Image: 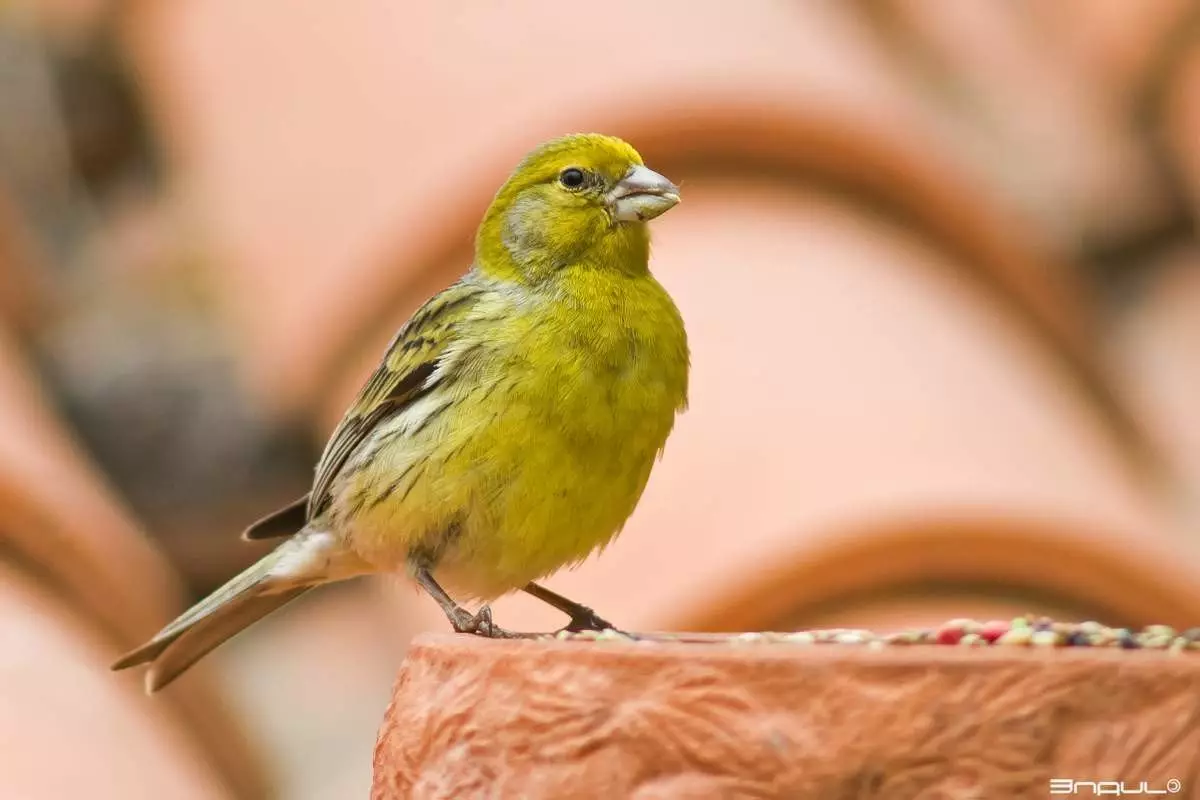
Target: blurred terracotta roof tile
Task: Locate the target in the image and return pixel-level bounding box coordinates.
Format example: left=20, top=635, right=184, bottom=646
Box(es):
left=0, top=326, right=270, bottom=798
left=1109, top=246, right=1200, bottom=528
left=119, top=0, right=1088, bottom=417
left=1167, top=41, right=1200, bottom=214
left=0, top=562, right=229, bottom=800
left=867, top=0, right=1177, bottom=253
left=0, top=186, right=53, bottom=336
left=1026, top=0, right=1196, bottom=105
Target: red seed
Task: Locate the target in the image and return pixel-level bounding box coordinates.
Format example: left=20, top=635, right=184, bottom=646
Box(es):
left=935, top=625, right=965, bottom=645
left=980, top=620, right=1010, bottom=643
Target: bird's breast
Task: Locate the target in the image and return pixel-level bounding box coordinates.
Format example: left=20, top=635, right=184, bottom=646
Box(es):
left=524, top=274, right=687, bottom=442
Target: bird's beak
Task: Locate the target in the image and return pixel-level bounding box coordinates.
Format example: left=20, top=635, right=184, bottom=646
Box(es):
left=607, top=165, right=680, bottom=222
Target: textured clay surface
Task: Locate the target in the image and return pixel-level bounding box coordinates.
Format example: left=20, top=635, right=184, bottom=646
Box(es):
left=373, top=633, right=1200, bottom=799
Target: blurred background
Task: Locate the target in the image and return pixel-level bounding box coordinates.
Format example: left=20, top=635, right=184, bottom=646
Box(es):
left=3, top=0, right=1200, bottom=797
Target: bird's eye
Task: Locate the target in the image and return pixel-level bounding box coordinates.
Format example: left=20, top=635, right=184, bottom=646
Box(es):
left=559, top=168, right=586, bottom=189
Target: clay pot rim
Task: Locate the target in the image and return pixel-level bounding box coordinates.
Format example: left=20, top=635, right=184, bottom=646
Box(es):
left=677, top=512, right=1200, bottom=633
left=406, top=631, right=1199, bottom=664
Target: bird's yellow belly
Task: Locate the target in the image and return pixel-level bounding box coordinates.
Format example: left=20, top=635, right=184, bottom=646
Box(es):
left=436, top=397, right=665, bottom=600
left=339, top=333, right=682, bottom=600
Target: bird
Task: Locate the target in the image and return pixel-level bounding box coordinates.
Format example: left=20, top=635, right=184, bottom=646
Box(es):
left=112, top=133, right=690, bottom=692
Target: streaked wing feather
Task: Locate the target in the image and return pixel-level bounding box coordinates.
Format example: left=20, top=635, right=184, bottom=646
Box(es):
left=307, top=279, right=483, bottom=516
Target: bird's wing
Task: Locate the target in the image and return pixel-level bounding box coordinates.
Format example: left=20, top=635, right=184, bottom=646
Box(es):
left=307, top=277, right=486, bottom=518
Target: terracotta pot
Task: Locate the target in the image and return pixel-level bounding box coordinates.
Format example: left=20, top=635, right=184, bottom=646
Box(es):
left=373, top=634, right=1200, bottom=799
left=379, top=181, right=1180, bottom=638
left=0, top=328, right=268, bottom=798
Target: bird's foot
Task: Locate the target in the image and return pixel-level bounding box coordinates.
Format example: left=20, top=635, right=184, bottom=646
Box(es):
left=450, top=604, right=517, bottom=638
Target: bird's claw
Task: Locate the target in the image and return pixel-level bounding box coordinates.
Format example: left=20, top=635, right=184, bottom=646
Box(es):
left=450, top=605, right=517, bottom=638
left=451, top=604, right=494, bottom=634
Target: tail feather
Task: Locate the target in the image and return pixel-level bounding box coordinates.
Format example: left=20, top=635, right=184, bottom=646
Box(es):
left=112, top=529, right=366, bottom=692
left=113, top=550, right=284, bottom=672
left=144, top=587, right=310, bottom=692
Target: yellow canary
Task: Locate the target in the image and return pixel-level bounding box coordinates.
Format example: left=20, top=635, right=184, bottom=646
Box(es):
left=113, top=134, right=689, bottom=692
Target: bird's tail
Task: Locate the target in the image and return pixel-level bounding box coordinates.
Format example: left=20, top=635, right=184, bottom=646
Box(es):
left=112, top=530, right=365, bottom=692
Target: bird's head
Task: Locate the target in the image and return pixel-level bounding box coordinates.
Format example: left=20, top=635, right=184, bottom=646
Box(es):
left=475, top=134, right=680, bottom=283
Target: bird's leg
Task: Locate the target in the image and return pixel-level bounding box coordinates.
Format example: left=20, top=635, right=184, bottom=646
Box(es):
left=416, top=569, right=515, bottom=638
left=523, top=582, right=621, bottom=633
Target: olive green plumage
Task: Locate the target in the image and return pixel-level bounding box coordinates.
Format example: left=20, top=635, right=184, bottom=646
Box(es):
left=113, top=133, right=689, bottom=692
